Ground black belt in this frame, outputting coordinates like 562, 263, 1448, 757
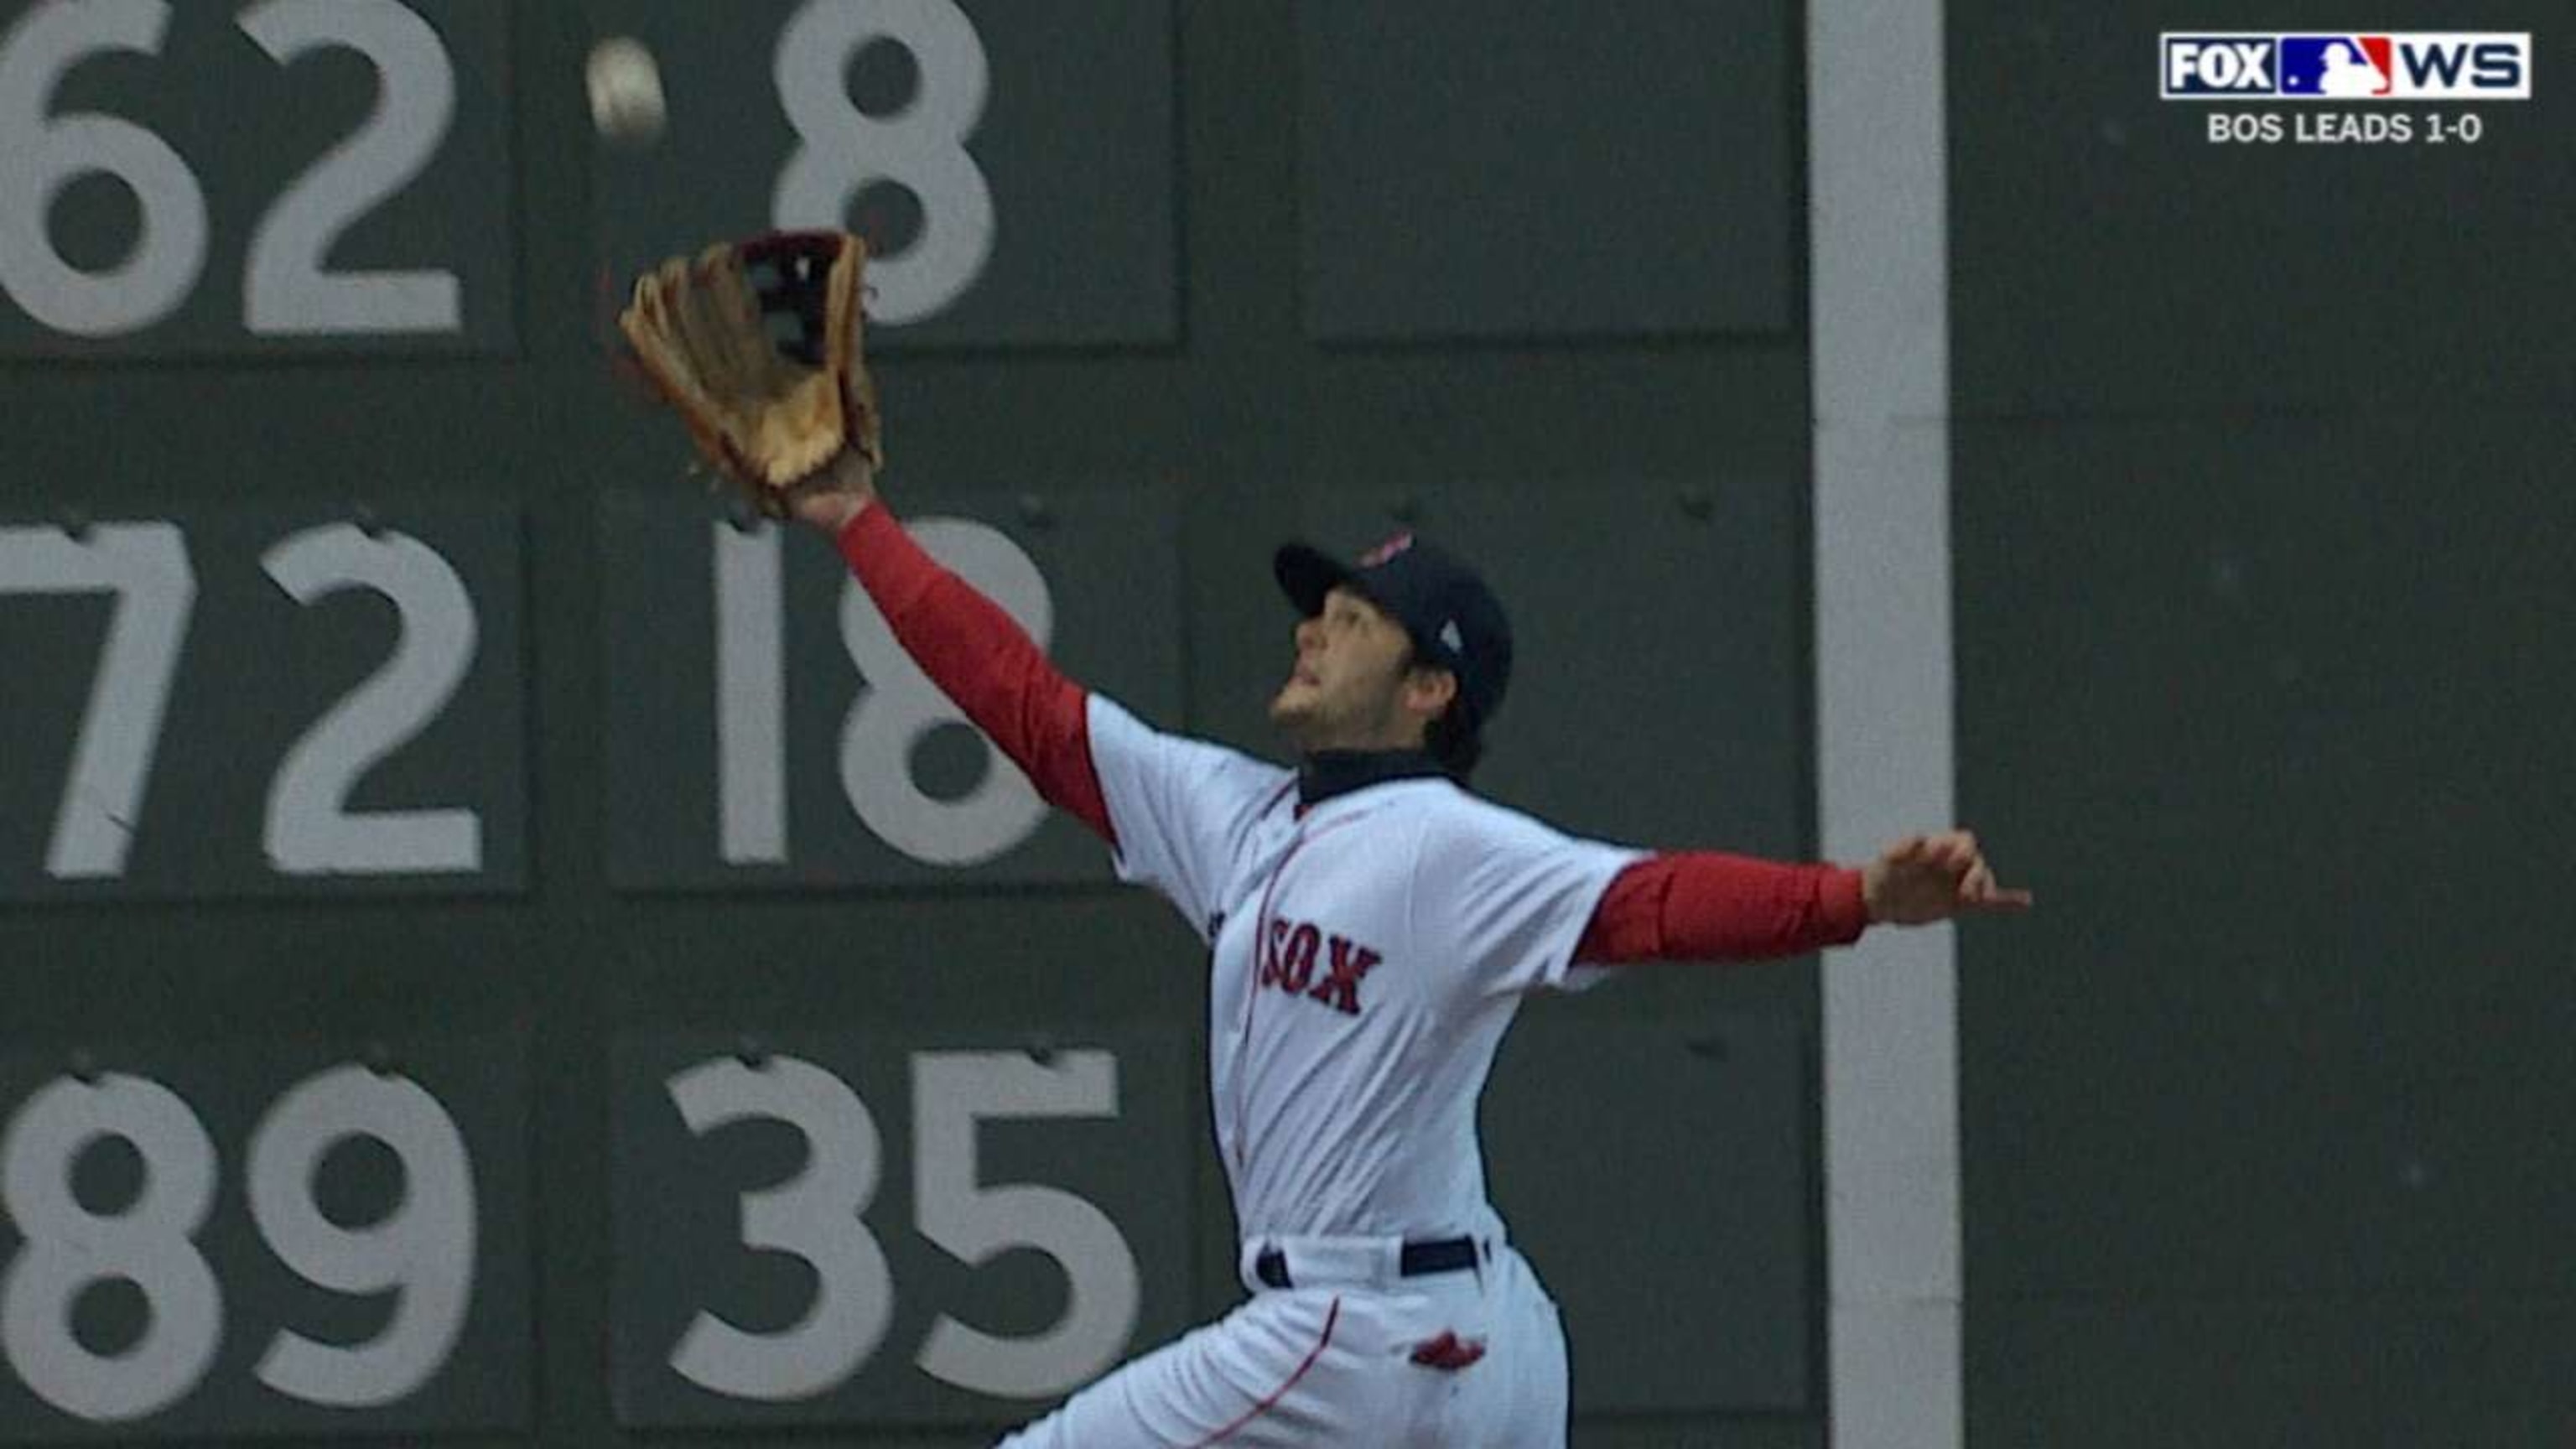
1254, 1236, 1481, 1291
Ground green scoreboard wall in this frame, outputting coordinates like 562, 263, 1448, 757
0, 3, 1821, 1445
1953, 1, 2576, 1445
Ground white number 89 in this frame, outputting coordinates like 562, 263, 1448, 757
0, 1067, 476, 1421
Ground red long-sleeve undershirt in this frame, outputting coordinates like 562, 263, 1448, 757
835, 506, 1870, 963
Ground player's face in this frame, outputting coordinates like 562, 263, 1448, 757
1270, 587, 1438, 751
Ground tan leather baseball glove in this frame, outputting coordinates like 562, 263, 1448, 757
618, 230, 883, 516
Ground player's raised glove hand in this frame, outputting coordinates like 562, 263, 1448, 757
782, 449, 879, 533
618, 230, 882, 519
1862, 831, 2033, 925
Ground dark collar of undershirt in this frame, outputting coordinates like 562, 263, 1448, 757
1296, 749, 1447, 810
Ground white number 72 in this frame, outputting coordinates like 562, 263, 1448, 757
0, 520, 482, 880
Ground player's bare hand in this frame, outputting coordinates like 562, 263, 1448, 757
1862, 830, 2033, 925
784, 449, 879, 533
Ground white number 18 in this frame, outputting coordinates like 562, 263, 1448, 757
712, 517, 1052, 870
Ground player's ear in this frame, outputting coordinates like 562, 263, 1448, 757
1403, 665, 1459, 720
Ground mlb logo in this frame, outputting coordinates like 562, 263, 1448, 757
2163, 34, 2278, 96
2277, 35, 2393, 96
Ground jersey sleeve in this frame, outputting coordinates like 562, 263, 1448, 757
1085, 696, 1294, 944
835, 505, 1112, 840
1574, 853, 1870, 963
1410, 802, 1647, 996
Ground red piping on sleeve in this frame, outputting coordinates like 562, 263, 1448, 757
835, 506, 1115, 847
1576, 854, 1868, 964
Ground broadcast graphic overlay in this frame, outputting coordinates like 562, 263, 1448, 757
2161, 30, 2531, 145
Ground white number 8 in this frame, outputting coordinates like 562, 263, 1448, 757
773, 0, 995, 325
1, 1074, 222, 1422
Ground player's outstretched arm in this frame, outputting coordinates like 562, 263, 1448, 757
1573, 829, 2028, 965
782, 453, 1117, 844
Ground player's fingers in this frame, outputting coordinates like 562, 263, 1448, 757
1959, 862, 1996, 899
1968, 885, 2035, 911
1887, 834, 1929, 864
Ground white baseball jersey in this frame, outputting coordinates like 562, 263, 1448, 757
997, 697, 1641, 1447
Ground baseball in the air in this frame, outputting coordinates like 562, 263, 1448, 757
586, 36, 666, 148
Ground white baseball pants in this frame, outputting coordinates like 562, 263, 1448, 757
996, 1236, 1569, 1447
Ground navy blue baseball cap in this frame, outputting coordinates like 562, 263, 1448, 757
1273, 532, 1514, 732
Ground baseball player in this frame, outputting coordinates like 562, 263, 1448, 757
782, 450, 2027, 1447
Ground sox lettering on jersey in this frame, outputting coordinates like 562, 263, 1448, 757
1259, 918, 1381, 1015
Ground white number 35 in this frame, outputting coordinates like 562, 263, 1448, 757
665, 1049, 1141, 1401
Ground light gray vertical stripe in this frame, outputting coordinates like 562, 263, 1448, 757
714, 522, 787, 865
1809, 3, 1961, 1448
